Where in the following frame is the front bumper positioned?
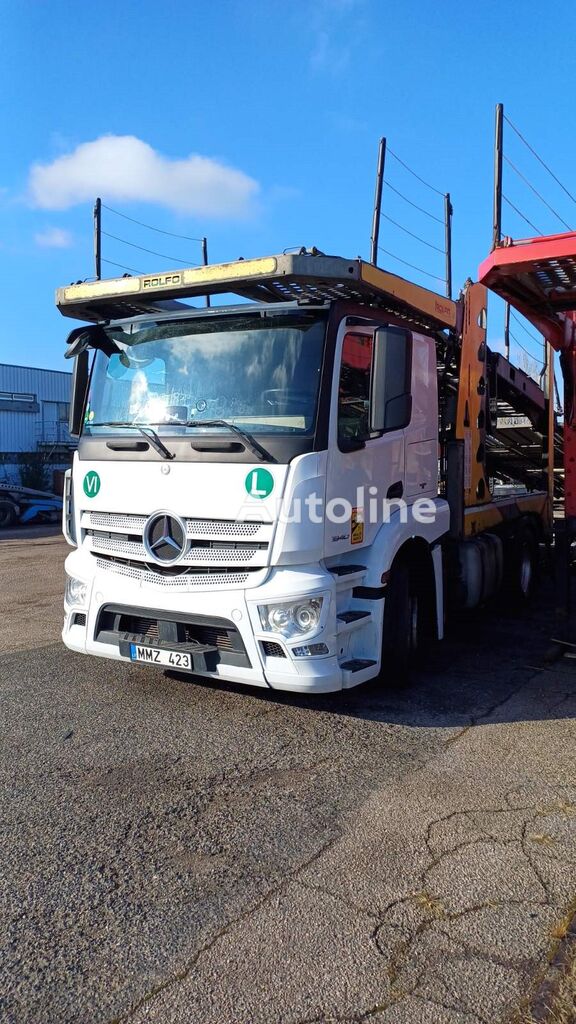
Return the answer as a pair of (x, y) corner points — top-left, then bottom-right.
(62, 549), (344, 693)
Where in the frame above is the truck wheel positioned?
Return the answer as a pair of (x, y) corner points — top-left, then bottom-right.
(508, 522), (539, 604)
(0, 499), (17, 528)
(381, 559), (422, 683)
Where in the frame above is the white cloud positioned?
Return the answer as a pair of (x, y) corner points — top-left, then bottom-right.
(28, 136), (260, 219)
(34, 227), (73, 248)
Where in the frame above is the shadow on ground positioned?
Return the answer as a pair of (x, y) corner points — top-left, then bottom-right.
(168, 574), (575, 730)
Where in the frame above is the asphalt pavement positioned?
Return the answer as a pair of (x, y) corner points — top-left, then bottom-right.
(1, 527), (576, 1024)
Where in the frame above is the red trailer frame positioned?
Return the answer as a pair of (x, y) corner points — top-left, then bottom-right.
(479, 231), (576, 517)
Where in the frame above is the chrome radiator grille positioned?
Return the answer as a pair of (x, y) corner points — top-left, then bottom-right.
(86, 511), (265, 539)
(82, 510), (272, 588)
(94, 556), (266, 591)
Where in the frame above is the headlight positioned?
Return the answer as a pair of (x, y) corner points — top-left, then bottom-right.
(258, 596), (324, 639)
(65, 575), (87, 607)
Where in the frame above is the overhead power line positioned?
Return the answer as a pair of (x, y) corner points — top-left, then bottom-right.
(502, 195), (543, 236)
(387, 147), (445, 197)
(102, 230), (200, 266)
(101, 257), (143, 275)
(377, 245), (444, 282)
(504, 114), (576, 209)
(510, 311), (542, 345)
(504, 156), (573, 232)
(102, 203), (204, 243)
(380, 213), (445, 253)
(509, 329), (544, 365)
(384, 181), (444, 224)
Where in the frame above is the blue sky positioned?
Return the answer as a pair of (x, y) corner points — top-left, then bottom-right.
(2, 0), (575, 373)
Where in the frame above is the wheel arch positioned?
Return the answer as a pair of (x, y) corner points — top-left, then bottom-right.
(386, 536), (442, 640)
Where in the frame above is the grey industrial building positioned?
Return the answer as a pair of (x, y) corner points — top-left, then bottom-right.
(0, 363), (75, 488)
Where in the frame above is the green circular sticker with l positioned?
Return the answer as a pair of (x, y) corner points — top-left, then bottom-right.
(83, 470), (101, 498)
(245, 468), (274, 499)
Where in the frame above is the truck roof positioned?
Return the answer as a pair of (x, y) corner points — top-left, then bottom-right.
(56, 251), (458, 334)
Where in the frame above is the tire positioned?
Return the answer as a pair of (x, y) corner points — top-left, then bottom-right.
(0, 499), (17, 529)
(381, 558), (423, 684)
(507, 521), (539, 604)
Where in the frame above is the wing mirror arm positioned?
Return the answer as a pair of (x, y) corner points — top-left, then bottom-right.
(64, 324), (121, 360)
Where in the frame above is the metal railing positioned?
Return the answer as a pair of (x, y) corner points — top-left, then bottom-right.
(36, 422), (75, 448)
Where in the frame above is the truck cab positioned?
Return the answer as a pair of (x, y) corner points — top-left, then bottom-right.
(58, 252), (551, 692)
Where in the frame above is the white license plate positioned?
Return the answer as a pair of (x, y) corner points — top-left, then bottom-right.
(129, 644), (192, 670)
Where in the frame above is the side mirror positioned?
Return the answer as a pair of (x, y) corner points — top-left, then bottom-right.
(384, 392), (412, 430)
(370, 335), (386, 433)
(370, 327), (412, 433)
(69, 351), (89, 437)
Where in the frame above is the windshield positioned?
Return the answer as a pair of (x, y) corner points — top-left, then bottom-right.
(83, 312), (326, 436)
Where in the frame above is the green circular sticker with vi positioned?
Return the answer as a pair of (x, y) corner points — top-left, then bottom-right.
(83, 470), (101, 498)
(244, 468), (274, 499)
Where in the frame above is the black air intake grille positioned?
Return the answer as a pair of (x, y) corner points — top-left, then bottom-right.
(95, 605), (251, 668)
(261, 641), (286, 658)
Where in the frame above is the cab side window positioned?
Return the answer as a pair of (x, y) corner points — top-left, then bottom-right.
(338, 332), (374, 442)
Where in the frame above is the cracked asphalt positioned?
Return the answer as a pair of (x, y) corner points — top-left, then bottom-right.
(1, 527), (576, 1023)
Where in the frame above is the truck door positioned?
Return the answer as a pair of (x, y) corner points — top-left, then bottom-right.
(324, 321), (412, 557)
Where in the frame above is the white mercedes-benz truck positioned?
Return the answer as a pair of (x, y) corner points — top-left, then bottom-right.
(57, 252), (553, 692)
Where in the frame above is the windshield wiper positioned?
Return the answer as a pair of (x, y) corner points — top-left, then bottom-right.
(137, 425), (175, 460)
(183, 420), (276, 463)
(89, 422), (175, 460)
(88, 418), (273, 462)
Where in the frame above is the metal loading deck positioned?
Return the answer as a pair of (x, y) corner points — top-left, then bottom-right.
(485, 416), (563, 498)
(486, 351), (563, 497)
(56, 252), (458, 334)
(479, 230), (576, 517)
(437, 315), (555, 509)
(479, 232), (576, 347)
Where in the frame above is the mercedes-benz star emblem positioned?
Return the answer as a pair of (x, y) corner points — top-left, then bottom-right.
(143, 512), (188, 565)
